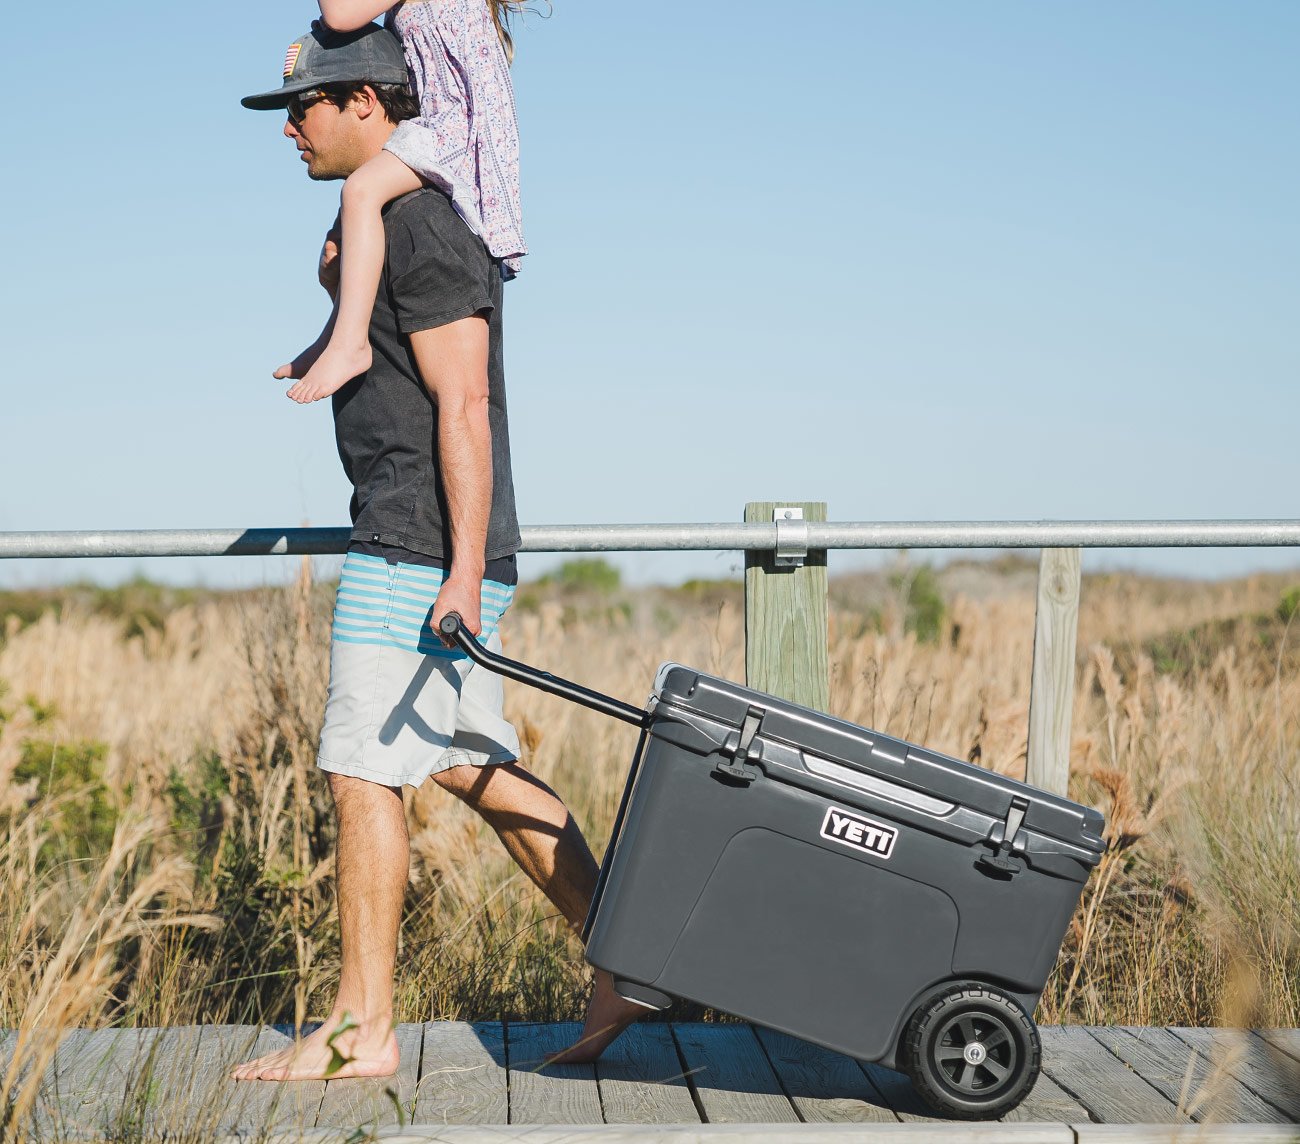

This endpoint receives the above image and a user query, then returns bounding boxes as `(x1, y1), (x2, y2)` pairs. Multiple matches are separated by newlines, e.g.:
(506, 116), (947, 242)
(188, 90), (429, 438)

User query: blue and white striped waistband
(332, 550), (515, 657)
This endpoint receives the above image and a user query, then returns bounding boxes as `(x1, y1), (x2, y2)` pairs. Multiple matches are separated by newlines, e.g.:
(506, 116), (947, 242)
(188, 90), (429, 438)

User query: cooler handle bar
(439, 613), (648, 729)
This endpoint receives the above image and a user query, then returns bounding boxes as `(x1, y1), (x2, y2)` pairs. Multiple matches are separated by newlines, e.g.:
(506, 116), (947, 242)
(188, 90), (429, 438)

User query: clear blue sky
(2, 1), (1297, 588)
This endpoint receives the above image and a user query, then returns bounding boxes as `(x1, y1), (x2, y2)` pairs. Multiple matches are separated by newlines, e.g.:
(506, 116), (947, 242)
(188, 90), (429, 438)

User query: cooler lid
(653, 664), (1106, 855)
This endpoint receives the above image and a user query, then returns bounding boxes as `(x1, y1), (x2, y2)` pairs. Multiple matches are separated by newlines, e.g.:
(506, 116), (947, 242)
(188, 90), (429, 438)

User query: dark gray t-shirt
(331, 187), (520, 562)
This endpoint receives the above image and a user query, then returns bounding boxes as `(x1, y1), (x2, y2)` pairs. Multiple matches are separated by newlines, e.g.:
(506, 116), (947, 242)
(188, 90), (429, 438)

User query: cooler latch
(976, 795), (1030, 877)
(712, 705), (766, 785)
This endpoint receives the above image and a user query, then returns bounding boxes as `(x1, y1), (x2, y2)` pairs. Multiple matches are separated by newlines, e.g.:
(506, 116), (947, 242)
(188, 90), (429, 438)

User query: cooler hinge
(712, 705), (766, 785)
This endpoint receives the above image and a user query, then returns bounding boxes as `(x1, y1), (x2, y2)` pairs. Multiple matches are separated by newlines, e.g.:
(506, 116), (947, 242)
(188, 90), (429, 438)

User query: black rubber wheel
(901, 981), (1041, 1120)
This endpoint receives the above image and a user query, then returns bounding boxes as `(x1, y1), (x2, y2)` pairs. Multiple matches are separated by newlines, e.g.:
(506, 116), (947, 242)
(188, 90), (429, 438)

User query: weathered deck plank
(752, 1026), (897, 1123)
(118, 1025), (206, 1137)
(412, 1021), (508, 1125)
(1091, 1025), (1290, 1124)
(1, 1028), (68, 1138)
(145, 1024), (260, 1137)
(222, 1129), (1074, 1142)
(313, 1021), (423, 1129)
(197, 1023), (328, 1133)
(1038, 1025), (1185, 1124)
(0, 1028), (13, 1113)
(1255, 1027), (1300, 1065)
(1001, 1068), (1093, 1124)
(595, 1021), (701, 1124)
(671, 1023), (799, 1124)
(22, 1028), (112, 1139)
(507, 1021), (604, 1125)
(1073, 1128), (1300, 1143)
(1167, 1027), (1300, 1121)
(3, 1022), (1298, 1136)
(855, 1059), (947, 1122)
(13, 1026), (197, 1138)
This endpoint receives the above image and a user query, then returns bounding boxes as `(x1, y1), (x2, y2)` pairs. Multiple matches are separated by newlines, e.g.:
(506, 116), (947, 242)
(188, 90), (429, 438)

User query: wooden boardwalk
(3, 1023), (1298, 1141)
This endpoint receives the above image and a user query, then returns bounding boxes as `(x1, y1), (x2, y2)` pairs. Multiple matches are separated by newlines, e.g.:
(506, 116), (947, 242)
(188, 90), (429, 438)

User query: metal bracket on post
(746, 501), (829, 712)
(773, 507), (809, 568)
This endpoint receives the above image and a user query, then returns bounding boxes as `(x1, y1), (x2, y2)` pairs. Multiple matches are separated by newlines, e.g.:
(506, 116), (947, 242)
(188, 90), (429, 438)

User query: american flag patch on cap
(283, 43), (303, 78)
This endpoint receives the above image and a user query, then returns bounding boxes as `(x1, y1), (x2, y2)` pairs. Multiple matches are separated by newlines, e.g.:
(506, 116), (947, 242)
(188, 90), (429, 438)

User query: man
(234, 22), (637, 1081)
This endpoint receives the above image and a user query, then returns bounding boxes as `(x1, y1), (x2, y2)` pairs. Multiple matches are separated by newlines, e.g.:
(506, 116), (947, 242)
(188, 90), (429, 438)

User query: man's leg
(433, 761), (642, 1063)
(230, 773), (407, 1080)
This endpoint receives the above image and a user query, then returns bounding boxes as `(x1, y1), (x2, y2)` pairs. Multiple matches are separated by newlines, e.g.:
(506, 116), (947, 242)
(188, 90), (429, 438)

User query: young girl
(278, 0), (528, 402)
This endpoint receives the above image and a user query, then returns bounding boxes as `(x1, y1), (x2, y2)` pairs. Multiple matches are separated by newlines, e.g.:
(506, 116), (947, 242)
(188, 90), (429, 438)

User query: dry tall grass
(0, 559), (1297, 1131)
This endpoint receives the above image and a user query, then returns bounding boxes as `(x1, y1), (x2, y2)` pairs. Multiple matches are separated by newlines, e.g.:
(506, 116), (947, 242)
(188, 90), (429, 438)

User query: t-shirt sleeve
(385, 198), (495, 335)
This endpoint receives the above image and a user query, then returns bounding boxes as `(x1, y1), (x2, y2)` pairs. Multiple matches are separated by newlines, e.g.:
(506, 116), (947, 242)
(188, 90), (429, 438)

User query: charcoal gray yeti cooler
(440, 615), (1106, 1119)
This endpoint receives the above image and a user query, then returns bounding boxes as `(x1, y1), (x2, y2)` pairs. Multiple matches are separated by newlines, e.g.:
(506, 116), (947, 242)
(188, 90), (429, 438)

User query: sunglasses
(286, 89), (332, 126)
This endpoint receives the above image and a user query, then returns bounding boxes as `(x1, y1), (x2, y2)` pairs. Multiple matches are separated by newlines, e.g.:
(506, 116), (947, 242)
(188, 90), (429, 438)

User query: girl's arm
(317, 1), (398, 33)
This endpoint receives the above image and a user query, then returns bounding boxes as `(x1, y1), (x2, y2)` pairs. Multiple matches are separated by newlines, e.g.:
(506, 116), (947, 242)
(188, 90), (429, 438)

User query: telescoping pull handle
(438, 613), (648, 729)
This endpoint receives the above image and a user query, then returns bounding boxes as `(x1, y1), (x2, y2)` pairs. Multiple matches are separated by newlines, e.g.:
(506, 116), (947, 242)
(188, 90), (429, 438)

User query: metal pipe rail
(5, 515), (1298, 797)
(4, 519), (1300, 559)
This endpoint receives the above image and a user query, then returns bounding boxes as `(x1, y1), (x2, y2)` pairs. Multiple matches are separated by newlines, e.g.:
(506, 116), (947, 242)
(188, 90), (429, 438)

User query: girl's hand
(318, 227), (342, 298)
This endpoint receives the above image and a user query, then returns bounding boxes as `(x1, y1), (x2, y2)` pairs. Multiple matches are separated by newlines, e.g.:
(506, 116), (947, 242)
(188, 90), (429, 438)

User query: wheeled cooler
(441, 616), (1106, 1119)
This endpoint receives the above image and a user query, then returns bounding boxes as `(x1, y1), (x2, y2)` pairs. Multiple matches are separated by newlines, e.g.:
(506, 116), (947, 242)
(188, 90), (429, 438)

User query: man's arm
(408, 315), (493, 639)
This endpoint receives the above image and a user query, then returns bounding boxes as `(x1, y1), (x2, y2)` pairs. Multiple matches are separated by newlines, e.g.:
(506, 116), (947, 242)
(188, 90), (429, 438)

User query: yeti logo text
(820, 807), (897, 859)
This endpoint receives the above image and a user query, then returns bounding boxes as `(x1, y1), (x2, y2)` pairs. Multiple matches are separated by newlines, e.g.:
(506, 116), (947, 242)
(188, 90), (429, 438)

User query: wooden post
(744, 501), (829, 711)
(1026, 547), (1082, 796)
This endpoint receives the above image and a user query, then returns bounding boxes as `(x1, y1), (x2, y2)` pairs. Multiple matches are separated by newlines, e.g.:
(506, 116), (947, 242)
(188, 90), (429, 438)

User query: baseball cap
(241, 21), (410, 111)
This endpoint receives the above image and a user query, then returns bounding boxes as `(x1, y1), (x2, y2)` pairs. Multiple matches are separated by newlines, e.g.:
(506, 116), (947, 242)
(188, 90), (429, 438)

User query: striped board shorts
(317, 548), (520, 788)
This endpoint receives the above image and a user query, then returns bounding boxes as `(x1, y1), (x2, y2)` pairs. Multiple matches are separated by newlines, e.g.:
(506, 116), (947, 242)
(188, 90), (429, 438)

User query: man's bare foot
(544, 970), (644, 1065)
(229, 1011), (399, 1081)
(283, 341), (372, 404)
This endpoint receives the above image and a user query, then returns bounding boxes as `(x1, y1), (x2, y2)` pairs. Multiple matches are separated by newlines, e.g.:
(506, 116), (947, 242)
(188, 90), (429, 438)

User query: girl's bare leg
(278, 151), (423, 403)
(274, 305), (337, 382)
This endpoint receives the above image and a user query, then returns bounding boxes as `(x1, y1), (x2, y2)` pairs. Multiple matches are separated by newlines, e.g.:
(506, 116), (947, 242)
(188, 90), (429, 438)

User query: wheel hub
(930, 1009), (1019, 1098)
(904, 987), (1040, 1118)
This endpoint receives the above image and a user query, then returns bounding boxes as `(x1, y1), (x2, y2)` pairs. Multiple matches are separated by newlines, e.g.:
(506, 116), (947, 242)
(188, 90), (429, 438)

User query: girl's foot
(273, 337), (327, 383)
(229, 1011), (399, 1082)
(280, 341), (372, 404)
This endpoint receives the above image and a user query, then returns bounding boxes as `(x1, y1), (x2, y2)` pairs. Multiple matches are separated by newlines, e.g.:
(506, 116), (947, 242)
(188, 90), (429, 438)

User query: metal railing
(4, 516), (1299, 797)
(4, 519), (1300, 559)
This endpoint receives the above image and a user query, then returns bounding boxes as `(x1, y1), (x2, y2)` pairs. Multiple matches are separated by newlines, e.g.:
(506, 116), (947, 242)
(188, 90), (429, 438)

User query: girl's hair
(488, 0), (533, 64)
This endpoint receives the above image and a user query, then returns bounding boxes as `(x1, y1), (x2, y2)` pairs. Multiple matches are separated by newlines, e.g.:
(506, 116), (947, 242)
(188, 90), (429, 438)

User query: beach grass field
(1, 556), (1297, 1128)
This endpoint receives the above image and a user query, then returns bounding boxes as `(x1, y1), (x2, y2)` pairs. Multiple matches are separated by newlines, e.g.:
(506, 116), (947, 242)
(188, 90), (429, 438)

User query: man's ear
(350, 84), (381, 120)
